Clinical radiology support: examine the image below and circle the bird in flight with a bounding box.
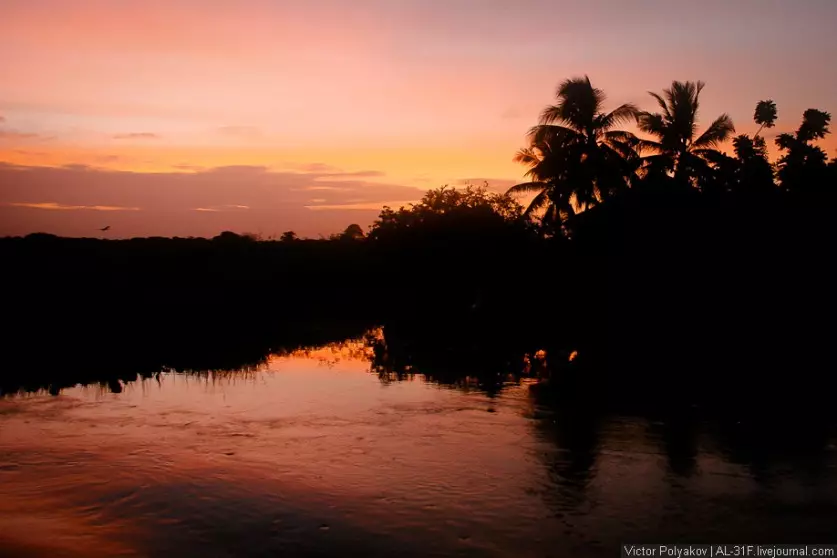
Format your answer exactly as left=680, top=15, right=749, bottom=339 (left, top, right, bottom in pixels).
left=100, top=226, right=111, bottom=232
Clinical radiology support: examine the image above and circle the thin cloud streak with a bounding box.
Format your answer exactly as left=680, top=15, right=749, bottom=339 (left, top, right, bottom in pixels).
left=112, top=133, right=160, bottom=140
left=0, top=162, right=424, bottom=237
left=0, top=131, right=41, bottom=140
left=9, top=202, right=141, bottom=211
left=193, top=204, right=250, bottom=212
left=305, top=200, right=417, bottom=211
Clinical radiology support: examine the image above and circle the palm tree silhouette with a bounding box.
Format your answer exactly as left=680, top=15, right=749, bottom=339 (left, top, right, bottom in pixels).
left=754, top=100, right=778, bottom=139
left=637, top=80, right=735, bottom=185
left=723, top=100, right=779, bottom=194
left=508, top=76, right=639, bottom=231
left=776, top=109, right=831, bottom=192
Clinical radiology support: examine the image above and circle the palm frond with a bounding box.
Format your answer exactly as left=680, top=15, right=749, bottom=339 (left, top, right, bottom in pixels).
left=513, top=147, right=540, bottom=166
left=648, top=92, right=672, bottom=121
left=693, top=148, right=735, bottom=167
left=598, top=140, right=634, bottom=162
left=692, top=114, right=735, bottom=149
left=507, top=181, right=548, bottom=196
left=597, top=103, right=639, bottom=130
left=637, top=112, right=666, bottom=136
left=527, top=124, right=583, bottom=146
left=602, top=130, right=640, bottom=153
left=524, top=190, right=551, bottom=216
left=665, top=81, right=704, bottom=144
left=539, top=104, right=572, bottom=128
left=634, top=138, right=664, bottom=155
left=542, top=76, right=604, bottom=131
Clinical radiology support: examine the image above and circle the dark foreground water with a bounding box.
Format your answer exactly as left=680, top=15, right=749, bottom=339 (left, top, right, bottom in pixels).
left=1, top=341, right=836, bottom=558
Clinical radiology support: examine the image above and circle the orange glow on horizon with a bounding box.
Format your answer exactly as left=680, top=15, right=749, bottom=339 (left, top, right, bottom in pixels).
left=2, top=0, right=836, bottom=237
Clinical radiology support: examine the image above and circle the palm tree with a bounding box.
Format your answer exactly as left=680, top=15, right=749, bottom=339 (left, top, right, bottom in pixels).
left=754, top=99, right=778, bottom=139
left=636, top=80, right=735, bottom=186
left=776, top=109, right=831, bottom=192
left=730, top=134, right=775, bottom=194
left=510, top=142, right=574, bottom=231
left=712, top=100, right=779, bottom=195
left=508, top=76, right=640, bottom=231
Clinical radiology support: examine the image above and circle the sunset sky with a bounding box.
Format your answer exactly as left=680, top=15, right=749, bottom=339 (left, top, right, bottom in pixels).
left=2, top=0, right=836, bottom=238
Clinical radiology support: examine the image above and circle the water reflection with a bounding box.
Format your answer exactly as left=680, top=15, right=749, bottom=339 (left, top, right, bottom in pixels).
left=648, top=417, right=700, bottom=477
left=524, top=382, right=837, bottom=546
left=2, top=335, right=837, bottom=557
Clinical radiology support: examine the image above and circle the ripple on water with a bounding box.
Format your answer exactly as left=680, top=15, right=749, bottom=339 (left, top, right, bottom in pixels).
left=2, top=360, right=837, bottom=557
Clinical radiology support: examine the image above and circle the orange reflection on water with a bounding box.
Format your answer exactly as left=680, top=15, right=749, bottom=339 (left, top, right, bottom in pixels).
left=0, top=352, right=543, bottom=557
left=2, top=347, right=837, bottom=557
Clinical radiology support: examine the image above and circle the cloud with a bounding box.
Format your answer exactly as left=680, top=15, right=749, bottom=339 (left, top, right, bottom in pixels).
left=193, top=204, right=249, bottom=212
left=112, top=133, right=160, bottom=140
left=61, top=164, right=95, bottom=171
left=0, top=131, right=46, bottom=140
left=202, top=165, right=269, bottom=175
left=290, top=162, right=341, bottom=173
left=298, top=185, right=345, bottom=191
left=314, top=169, right=386, bottom=179
left=217, top=126, right=262, bottom=139
left=173, top=164, right=206, bottom=172
left=8, top=202, right=140, bottom=211
left=0, top=162, right=425, bottom=238
left=284, top=162, right=386, bottom=179
left=93, top=155, right=127, bottom=164
left=0, top=115, right=53, bottom=142
left=305, top=200, right=417, bottom=211
left=12, top=150, right=48, bottom=157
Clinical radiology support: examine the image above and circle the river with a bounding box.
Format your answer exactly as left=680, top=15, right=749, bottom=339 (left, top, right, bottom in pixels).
left=1, top=340, right=836, bottom=557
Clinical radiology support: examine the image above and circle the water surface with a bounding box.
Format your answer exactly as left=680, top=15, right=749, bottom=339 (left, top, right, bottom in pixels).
left=1, top=344, right=836, bottom=557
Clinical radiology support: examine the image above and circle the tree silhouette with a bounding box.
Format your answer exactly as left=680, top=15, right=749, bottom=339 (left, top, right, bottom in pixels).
left=370, top=185, right=524, bottom=242
left=508, top=76, right=639, bottom=233
left=341, top=223, right=365, bottom=240
left=754, top=100, right=778, bottom=139
left=776, top=109, right=832, bottom=192
left=279, top=230, right=298, bottom=242
left=720, top=100, right=779, bottom=195
left=730, top=134, right=775, bottom=194
left=637, top=80, right=735, bottom=187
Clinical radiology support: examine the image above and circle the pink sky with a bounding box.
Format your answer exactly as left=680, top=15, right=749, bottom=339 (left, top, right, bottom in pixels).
left=1, top=0, right=836, bottom=238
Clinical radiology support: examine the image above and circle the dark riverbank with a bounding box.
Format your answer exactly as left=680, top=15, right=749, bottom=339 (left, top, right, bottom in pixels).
left=2, top=180, right=836, bottom=421
left=4, top=79, right=837, bottom=415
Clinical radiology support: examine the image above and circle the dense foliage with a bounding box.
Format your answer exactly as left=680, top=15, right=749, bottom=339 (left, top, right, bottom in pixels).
left=2, top=76, right=835, bottom=417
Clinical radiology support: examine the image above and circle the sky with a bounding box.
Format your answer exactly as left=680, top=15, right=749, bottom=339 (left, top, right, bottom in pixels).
left=1, top=0, right=836, bottom=238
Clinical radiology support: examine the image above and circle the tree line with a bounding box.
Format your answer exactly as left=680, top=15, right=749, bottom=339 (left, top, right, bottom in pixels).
left=1, top=76, right=835, bottom=414
left=509, top=76, right=834, bottom=236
